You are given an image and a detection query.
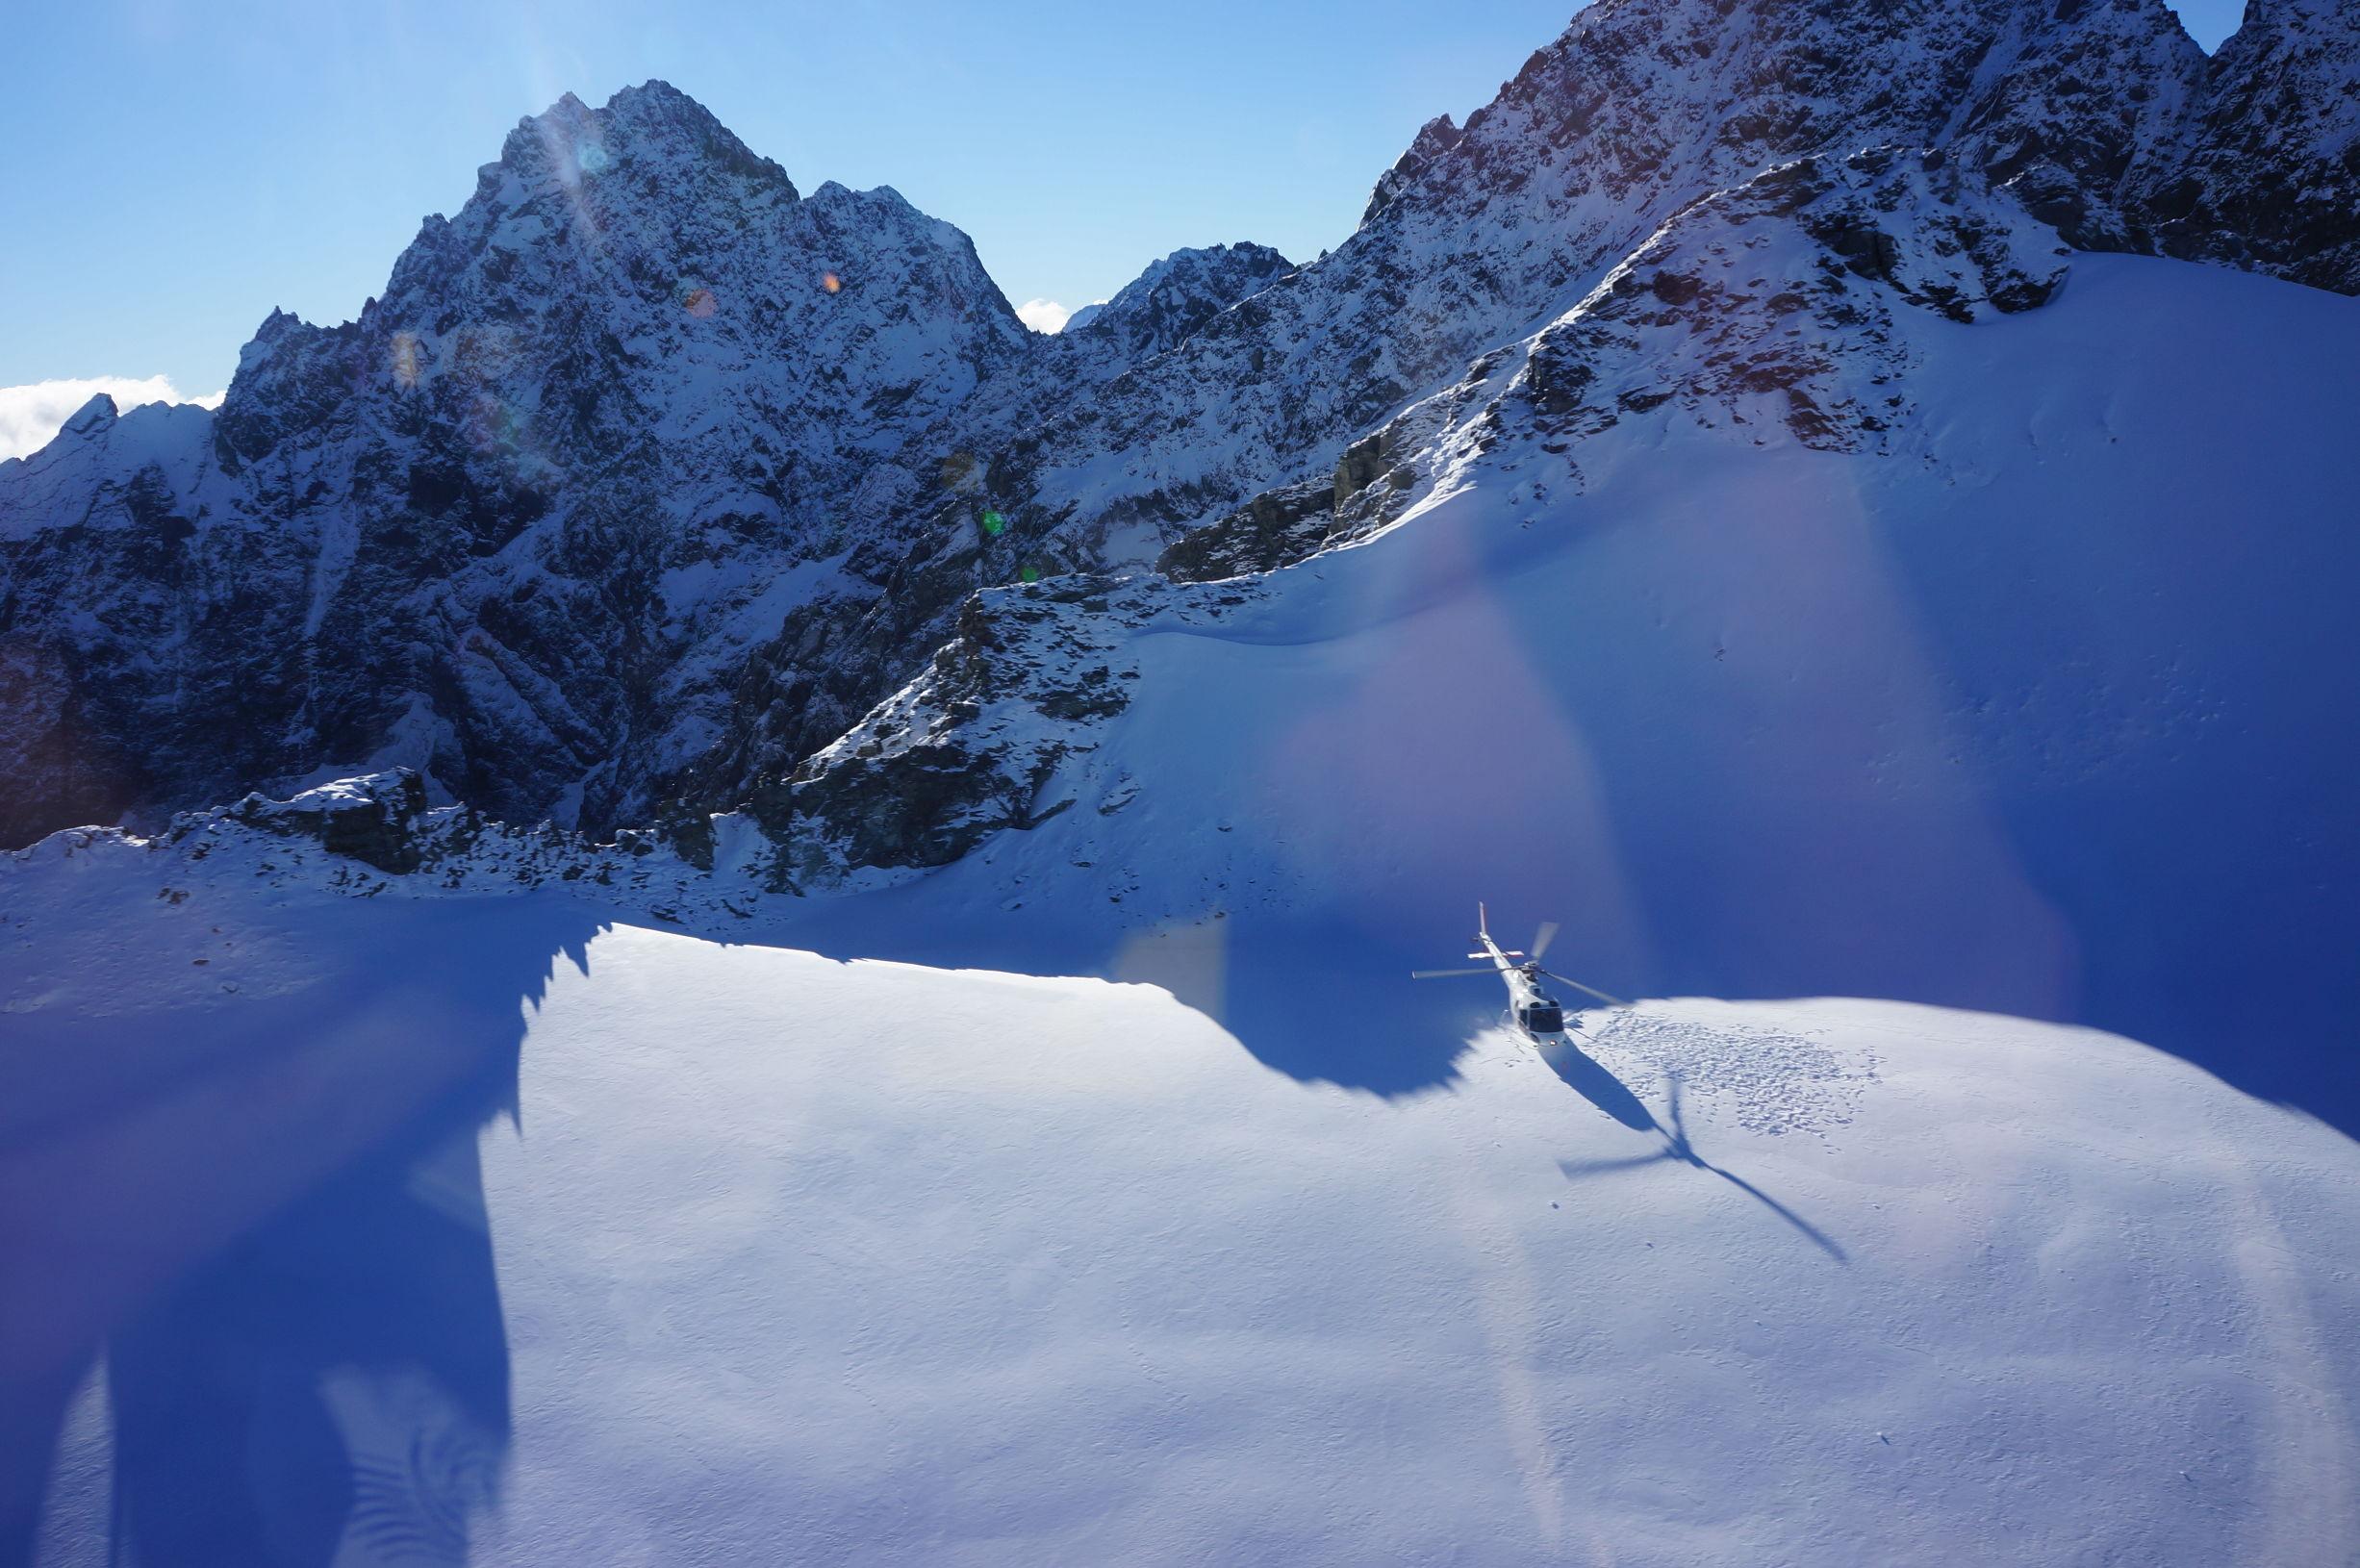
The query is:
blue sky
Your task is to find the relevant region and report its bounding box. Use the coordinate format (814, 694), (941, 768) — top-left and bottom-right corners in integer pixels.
(0, 0), (2248, 403)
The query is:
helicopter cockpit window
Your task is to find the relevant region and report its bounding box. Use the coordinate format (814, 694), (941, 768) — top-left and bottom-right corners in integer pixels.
(1526, 1006), (1563, 1033)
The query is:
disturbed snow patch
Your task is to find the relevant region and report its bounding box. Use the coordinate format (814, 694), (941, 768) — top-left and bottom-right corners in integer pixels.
(1586, 1006), (1880, 1143)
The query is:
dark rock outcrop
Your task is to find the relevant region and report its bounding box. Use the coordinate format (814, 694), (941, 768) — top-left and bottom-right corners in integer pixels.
(2137, 0), (2360, 292)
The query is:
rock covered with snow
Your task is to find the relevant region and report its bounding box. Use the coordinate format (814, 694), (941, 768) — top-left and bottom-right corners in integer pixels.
(0, 80), (1028, 847)
(2, 0), (2356, 860)
(2138, 0), (2360, 292)
(1165, 146), (2072, 580)
(217, 770), (437, 873)
(754, 572), (1278, 891)
(1360, 114), (1464, 225)
(1060, 241), (1294, 365)
(13, 767), (764, 929)
(733, 0), (2352, 794)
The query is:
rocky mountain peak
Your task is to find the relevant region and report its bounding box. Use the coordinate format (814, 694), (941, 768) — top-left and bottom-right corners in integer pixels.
(1069, 241), (1294, 363)
(1361, 114), (1463, 224)
(1366, 0), (2211, 240)
(0, 78), (1047, 847)
(5, 0), (2358, 859)
(2151, 0), (2360, 290)
(488, 79), (797, 205)
(59, 393), (118, 439)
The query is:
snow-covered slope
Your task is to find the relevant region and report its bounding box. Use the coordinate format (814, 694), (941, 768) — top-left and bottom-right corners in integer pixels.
(8, 853), (2357, 1565)
(13, 247), (2348, 1124)
(760, 248), (2360, 1132)
(4, 0), (2355, 851)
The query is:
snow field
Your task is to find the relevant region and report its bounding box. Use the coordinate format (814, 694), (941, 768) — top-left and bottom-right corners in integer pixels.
(454, 921), (2360, 1566)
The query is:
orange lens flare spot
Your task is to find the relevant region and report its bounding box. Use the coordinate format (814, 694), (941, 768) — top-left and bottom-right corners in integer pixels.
(821, 272), (842, 293)
(682, 287), (718, 318)
(390, 333), (422, 390)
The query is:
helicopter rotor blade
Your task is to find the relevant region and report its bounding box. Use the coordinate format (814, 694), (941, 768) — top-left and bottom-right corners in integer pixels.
(1530, 921), (1560, 962)
(1409, 967), (1495, 979)
(1537, 970), (1631, 1008)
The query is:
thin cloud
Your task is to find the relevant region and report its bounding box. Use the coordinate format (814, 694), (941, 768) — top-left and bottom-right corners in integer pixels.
(0, 376), (225, 462)
(1014, 298), (1072, 334)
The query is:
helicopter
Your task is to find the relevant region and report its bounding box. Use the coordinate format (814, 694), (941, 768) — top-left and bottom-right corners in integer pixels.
(1411, 903), (1629, 1039)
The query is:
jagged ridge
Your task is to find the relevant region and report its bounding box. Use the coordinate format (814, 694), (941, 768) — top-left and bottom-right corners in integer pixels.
(1, 0), (2354, 869)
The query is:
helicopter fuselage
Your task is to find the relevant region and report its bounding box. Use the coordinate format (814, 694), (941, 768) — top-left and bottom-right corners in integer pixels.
(1414, 905), (1625, 1035)
(1469, 930), (1568, 1037)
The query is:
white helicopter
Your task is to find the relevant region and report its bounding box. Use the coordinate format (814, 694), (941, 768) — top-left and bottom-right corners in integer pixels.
(1411, 904), (1629, 1038)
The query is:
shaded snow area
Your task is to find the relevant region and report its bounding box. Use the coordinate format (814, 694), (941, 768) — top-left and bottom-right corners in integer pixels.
(6, 861), (2356, 1566)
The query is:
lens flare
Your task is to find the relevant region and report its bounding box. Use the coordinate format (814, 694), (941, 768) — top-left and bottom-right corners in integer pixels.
(681, 286), (718, 319)
(980, 509), (1007, 537)
(1020, 565), (1041, 584)
(577, 141), (611, 176)
(390, 333), (423, 391)
(821, 272), (842, 294)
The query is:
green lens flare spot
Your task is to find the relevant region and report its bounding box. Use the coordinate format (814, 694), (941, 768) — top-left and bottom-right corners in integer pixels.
(981, 509), (1008, 537)
(1020, 566), (1040, 584)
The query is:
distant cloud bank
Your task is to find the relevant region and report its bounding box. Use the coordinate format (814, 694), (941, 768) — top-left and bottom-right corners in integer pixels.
(0, 376), (225, 462)
(1014, 298), (1113, 335)
(1014, 298), (1073, 334)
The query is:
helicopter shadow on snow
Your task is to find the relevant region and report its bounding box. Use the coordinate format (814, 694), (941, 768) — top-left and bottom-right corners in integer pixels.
(1547, 1060), (1848, 1263)
(1534, 1029), (1654, 1130)
(1097, 908), (1847, 1261)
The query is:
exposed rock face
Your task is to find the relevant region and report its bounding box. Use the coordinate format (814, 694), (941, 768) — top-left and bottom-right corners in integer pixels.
(222, 771), (435, 873)
(756, 578), (1151, 890)
(2139, 0), (2360, 292)
(3, 0), (2356, 866)
(817, 0), (2353, 622)
(1157, 478), (1341, 585)
(0, 82), (1029, 846)
(1362, 114), (1464, 225)
(1171, 146), (2072, 581)
(1063, 242), (1295, 366)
